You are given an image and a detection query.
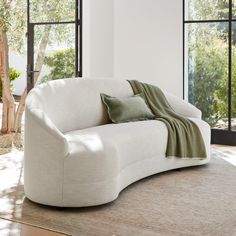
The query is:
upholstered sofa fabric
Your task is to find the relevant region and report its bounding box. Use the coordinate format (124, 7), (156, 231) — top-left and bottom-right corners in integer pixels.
(24, 78), (211, 207)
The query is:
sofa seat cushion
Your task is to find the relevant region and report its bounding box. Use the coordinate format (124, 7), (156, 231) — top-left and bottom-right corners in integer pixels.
(64, 118), (210, 186)
(64, 120), (168, 184)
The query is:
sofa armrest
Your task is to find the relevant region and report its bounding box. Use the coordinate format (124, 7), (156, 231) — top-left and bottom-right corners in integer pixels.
(27, 108), (68, 147)
(24, 107), (68, 206)
(165, 93), (202, 119)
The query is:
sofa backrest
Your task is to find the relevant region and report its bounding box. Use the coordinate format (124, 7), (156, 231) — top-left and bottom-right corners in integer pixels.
(26, 78), (134, 133)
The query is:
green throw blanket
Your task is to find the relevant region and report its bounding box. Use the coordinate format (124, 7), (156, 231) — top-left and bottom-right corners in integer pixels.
(128, 80), (207, 159)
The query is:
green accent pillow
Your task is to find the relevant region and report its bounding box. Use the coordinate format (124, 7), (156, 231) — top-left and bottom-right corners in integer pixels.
(101, 93), (155, 123)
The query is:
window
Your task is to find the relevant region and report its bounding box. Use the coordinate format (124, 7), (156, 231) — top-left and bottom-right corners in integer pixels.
(27, 0), (82, 90)
(184, 0), (236, 145)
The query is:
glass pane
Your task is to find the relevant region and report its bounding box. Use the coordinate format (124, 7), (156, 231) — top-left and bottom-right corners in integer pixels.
(232, 23), (236, 131)
(30, 0), (75, 23)
(34, 24), (75, 85)
(186, 23), (229, 129)
(233, 0), (236, 19)
(185, 0), (229, 21)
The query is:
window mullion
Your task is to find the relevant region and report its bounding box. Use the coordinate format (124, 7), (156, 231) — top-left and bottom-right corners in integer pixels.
(229, 0), (232, 131)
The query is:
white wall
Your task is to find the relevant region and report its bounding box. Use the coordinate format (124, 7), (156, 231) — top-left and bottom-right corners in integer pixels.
(9, 52), (26, 96)
(83, 0), (114, 78)
(113, 0), (183, 97)
(83, 0), (183, 97)
(9, 0), (183, 97)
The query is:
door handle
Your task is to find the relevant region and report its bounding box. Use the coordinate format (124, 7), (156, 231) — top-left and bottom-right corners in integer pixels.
(28, 70), (39, 73)
(27, 65), (39, 74)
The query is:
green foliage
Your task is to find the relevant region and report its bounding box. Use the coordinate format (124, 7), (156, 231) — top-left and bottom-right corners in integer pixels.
(1, 0), (75, 54)
(188, 0), (229, 21)
(0, 68), (20, 98)
(188, 1), (236, 127)
(215, 47), (236, 120)
(0, 0), (27, 53)
(188, 23), (228, 127)
(9, 68), (20, 81)
(0, 0), (76, 93)
(41, 48), (75, 82)
(29, 0), (74, 23)
(32, 1), (75, 49)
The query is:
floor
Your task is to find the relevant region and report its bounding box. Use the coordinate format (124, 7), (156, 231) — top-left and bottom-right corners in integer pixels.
(0, 218), (66, 236)
(0, 144), (235, 236)
(0, 148), (68, 236)
(0, 102), (61, 236)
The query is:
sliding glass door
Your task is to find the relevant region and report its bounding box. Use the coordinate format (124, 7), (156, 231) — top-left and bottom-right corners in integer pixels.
(27, 0), (82, 91)
(184, 0), (236, 145)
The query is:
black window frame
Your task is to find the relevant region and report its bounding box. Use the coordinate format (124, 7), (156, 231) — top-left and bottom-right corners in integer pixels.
(183, 0), (236, 145)
(27, 0), (82, 91)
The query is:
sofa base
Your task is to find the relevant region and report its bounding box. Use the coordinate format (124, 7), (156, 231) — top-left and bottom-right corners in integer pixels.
(25, 155), (210, 207)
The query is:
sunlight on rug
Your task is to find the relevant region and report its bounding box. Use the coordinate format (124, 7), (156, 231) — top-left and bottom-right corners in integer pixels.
(0, 149), (24, 220)
(212, 145), (236, 166)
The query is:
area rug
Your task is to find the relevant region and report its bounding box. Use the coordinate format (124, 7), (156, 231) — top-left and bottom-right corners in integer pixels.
(0, 149), (236, 236)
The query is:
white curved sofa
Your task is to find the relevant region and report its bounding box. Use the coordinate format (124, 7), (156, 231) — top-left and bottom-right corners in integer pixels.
(24, 78), (211, 207)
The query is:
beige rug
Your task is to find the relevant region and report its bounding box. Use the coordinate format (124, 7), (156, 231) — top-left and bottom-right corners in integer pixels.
(0, 149), (236, 236)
